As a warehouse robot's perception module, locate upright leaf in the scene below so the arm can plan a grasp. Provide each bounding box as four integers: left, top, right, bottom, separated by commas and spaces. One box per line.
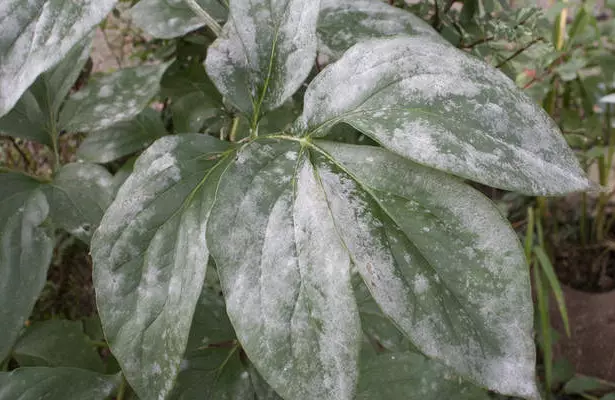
92, 135, 231, 400
205, 0, 320, 120
317, 0, 444, 60
59, 63, 170, 133
44, 163, 114, 243
0, 173, 53, 362
296, 36, 592, 195
357, 351, 490, 400
0, 35, 93, 146
131, 0, 227, 39
77, 108, 168, 163
208, 140, 362, 400
13, 319, 105, 372
0, 0, 116, 117
0, 367, 120, 400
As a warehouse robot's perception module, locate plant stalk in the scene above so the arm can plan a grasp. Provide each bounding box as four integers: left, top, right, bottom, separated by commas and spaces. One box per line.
183, 0, 222, 36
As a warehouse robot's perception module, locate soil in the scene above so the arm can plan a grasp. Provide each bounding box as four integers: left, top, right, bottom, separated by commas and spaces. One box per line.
556, 242, 615, 292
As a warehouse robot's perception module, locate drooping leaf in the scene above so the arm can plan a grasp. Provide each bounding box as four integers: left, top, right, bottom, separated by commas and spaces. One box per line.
91, 134, 231, 400
131, 0, 227, 39
208, 139, 362, 400
44, 163, 114, 243
205, 0, 320, 119
0, 0, 115, 117
0, 367, 120, 400
357, 351, 490, 400
0, 173, 53, 362
0, 35, 93, 146
317, 0, 444, 60
296, 36, 593, 195
59, 63, 170, 133
12, 319, 104, 372
77, 108, 168, 163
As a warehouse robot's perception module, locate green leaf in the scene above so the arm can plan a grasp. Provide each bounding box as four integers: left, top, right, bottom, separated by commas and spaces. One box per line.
0, 35, 93, 146
0, 367, 120, 399
296, 36, 593, 195
205, 0, 320, 119
317, 0, 444, 60
210, 137, 538, 399
59, 63, 170, 133
77, 108, 168, 163
91, 134, 231, 400
208, 139, 363, 400
12, 319, 104, 372
0, 1, 115, 117
357, 351, 490, 400
44, 163, 114, 243
131, 0, 227, 39
313, 140, 538, 398
0, 173, 53, 362
564, 375, 615, 394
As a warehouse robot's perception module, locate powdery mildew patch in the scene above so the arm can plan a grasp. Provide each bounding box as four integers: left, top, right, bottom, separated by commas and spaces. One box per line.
205, 0, 320, 115
0, 0, 116, 117
298, 36, 592, 195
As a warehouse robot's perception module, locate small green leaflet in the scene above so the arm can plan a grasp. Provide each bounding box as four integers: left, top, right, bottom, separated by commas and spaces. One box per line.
296, 36, 593, 195
0, 0, 116, 117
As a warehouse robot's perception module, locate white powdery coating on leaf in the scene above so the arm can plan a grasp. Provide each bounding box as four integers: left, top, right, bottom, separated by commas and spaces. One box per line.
205, 0, 320, 114
318, 0, 443, 58
299, 36, 591, 195
0, 0, 116, 117
315, 142, 538, 399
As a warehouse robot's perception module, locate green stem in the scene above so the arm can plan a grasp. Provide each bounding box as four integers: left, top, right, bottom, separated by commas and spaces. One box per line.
183, 0, 222, 36
229, 116, 240, 142
116, 374, 128, 400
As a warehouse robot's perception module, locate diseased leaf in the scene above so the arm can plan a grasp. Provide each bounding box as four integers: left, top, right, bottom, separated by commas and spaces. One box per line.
357, 351, 490, 400
0, 173, 53, 362
44, 163, 114, 243
131, 0, 227, 39
0, 1, 115, 117
317, 0, 444, 60
13, 319, 104, 372
0, 35, 93, 146
312, 140, 538, 399
92, 135, 231, 400
59, 63, 170, 133
296, 36, 593, 195
208, 139, 362, 400
0, 367, 120, 400
77, 108, 167, 163
205, 0, 320, 118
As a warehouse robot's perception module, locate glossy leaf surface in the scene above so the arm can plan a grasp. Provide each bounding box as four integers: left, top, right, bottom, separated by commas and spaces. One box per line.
0, 173, 53, 362
59, 64, 169, 133
92, 135, 231, 400
205, 0, 320, 118
131, 0, 227, 39
0, 0, 115, 117
297, 36, 592, 195
0, 368, 120, 400
77, 108, 167, 163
